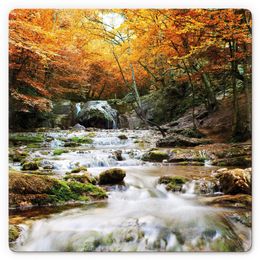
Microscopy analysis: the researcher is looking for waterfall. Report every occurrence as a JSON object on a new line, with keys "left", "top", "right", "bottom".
{"left": 76, "top": 103, "right": 81, "bottom": 115}
{"left": 77, "top": 100, "right": 118, "bottom": 129}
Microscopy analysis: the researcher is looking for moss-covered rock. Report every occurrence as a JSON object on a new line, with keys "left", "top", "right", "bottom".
{"left": 64, "top": 172, "right": 96, "bottom": 184}
{"left": 9, "top": 150, "right": 28, "bottom": 163}
{"left": 67, "top": 182, "right": 107, "bottom": 199}
{"left": 64, "top": 141, "right": 79, "bottom": 147}
{"left": 9, "top": 172, "right": 107, "bottom": 208}
{"left": 98, "top": 168, "right": 126, "bottom": 185}
{"left": 53, "top": 149, "right": 68, "bottom": 156}
{"left": 70, "top": 166, "right": 88, "bottom": 173}
{"left": 169, "top": 148, "right": 208, "bottom": 164}
{"left": 9, "top": 133, "right": 44, "bottom": 144}
{"left": 21, "top": 161, "right": 39, "bottom": 171}
{"left": 158, "top": 175, "right": 189, "bottom": 192}
{"left": 212, "top": 156, "right": 251, "bottom": 167}
{"left": 142, "top": 150, "right": 169, "bottom": 162}
{"left": 9, "top": 225, "right": 21, "bottom": 242}
{"left": 70, "top": 136, "right": 93, "bottom": 144}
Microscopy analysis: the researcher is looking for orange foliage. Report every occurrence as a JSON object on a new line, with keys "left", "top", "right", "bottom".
{"left": 9, "top": 9, "right": 252, "bottom": 111}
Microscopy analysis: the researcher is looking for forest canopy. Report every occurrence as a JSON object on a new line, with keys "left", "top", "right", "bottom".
{"left": 9, "top": 9, "right": 252, "bottom": 136}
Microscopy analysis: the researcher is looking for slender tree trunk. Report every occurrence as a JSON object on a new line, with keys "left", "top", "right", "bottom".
{"left": 171, "top": 41, "right": 196, "bottom": 129}
{"left": 201, "top": 73, "right": 218, "bottom": 111}
{"left": 112, "top": 48, "right": 166, "bottom": 137}
{"left": 130, "top": 63, "right": 142, "bottom": 108}
{"left": 229, "top": 40, "right": 241, "bottom": 138}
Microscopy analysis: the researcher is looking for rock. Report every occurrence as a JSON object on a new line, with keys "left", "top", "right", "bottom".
{"left": 9, "top": 225, "right": 21, "bottom": 242}
{"left": 98, "top": 168, "right": 126, "bottom": 185}
{"left": 70, "top": 166, "right": 88, "bottom": 173}
{"left": 214, "top": 168, "right": 251, "bottom": 195}
{"left": 212, "top": 157, "right": 251, "bottom": 167}
{"left": 158, "top": 175, "right": 189, "bottom": 192}
{"left": 40, "top": 160, "right": 55, "bottom": 170}
{"left": 200, "top": 194, "right": 252, "bottom": 209}
{"left": 168, "top": 148, "right": 208, "bottom": 164}
{"left": 142, "top": 150, "right": 169, "bottom": 162}
{"left": 72, "top": 123, "right": 86, "bottom": 131}
{"left": 113, "top": 150, "right": 124, "bottom": 161}
{"left": 9, "top": 149, "right": 28, "bottom": 162}
{"left": 69, "top": 136, "right": 93, "bottom": 144}
{"left": 117, "top": 134, "right": 128, "bottom": 140}
{"left": 64, "top": 141, "right": 79, "bottom": 147}
{"left": 53, "top": 149, "right": 67, "bottom": 156}
{"left": 64, "top": 173, "right": 96, "bottom": 184}
{"left": 78, "top": 100, "right": 118, "bottom": 129}
{"left": 9, "top": 171, "right": 107, "bottom": 208}
{"left": 172, "top": 128, "right": 205, "bottom": 138}
{"left": 156, "top": 134, "right": 211, "bottom": 148}
{"left": 9, "top": 133, "right": 44, "bottom": 144}
{"left": 21, "top": 161, "right": 39, "bottom": 171}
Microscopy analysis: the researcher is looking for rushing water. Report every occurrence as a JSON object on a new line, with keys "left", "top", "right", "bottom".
{"left": 9, "top": 130, "right": 251, "bottom": 252}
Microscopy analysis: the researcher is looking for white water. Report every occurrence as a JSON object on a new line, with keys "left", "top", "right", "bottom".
{"left": 76, "top": 103, "right": 81, "bottom": 115}
{"left": 10, "top": 129, "right": 251, "bottom": 252}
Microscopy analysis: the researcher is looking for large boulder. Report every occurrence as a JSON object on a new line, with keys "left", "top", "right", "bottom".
{"left": 9, "top": 172, "right": 107, "bottom": 208}
{"left": 78, "top": 101, "right": 118, "bottom": 129}
{"left": 214, "top": 168, "right": 251, "bottom": 195}
{"left": 98, "top": 168, "right": 126, "bottom": 185}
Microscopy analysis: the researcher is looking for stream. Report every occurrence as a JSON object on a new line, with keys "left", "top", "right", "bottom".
{"left": 9, "top": 130, "right": 251, "bottom": 252}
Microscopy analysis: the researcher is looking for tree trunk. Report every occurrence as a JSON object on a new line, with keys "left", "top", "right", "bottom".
{"left": 201, "top": 73, "right": 218, "bottom": 111}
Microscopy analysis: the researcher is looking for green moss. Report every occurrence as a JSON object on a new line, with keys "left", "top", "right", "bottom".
{"left": 87, "top": 132, "right": 96, "bottom": 138}
{"left": 9, "top": 225, "right": 21, "bottom": 242}
{"left": 9, "top": 150, "right": 28, "bottom": 162}
{"left": 9, "top": 134, "right": 44, "bottom": 144}
{"left": 9, "top": 172, "right": 107, "bottom": 207}
{"left": 71, "top": 166, "right": 88, "bottom": 173}
{"left": 53, "top": 149, "right": 67, "bottom": 156}
{"left": 40, "top": 151, "right": 49, "bottom": 155}
{"left": 67, "top": 182, "right": 107, "bottom": 199}
{"left": 158, "top": 175, "right": 189, "bottom": 192}
{"left": 142, "top": 150, "right": 169, "bottom": 162}
{"left": 64, "top": 173, "right": 96, "bottom": 184}
{"left": 71, "top": 136, "right": 93, "bottom": 144}
{"left": 21, "top": 161, "right": 39, "bottom": 171}
{"left": 98, "top": 168, "right": 126, "bottom": 185}
{"left": 27, "top": 143, "right": 41, "bottom": 148}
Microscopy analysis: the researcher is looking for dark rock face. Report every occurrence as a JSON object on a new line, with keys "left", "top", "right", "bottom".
{"left": 156, "top": 134, "right": 211, "bottom": 147}
{"left": 77, "top": 101, "right": 118, "bottom": 129}
{"left": 10, "top": 99, "right": 77, "bottom": 131}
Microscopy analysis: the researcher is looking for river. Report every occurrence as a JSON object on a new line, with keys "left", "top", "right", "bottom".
{"left": 9, "top": 129, "right": 251, "bottom": 251}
